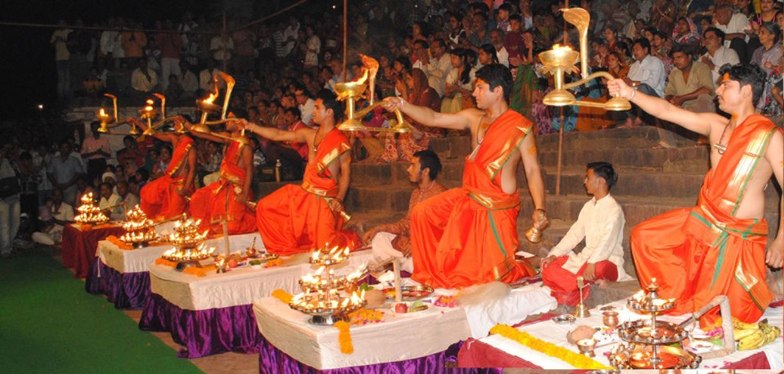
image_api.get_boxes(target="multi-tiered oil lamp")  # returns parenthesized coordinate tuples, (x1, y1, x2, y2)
(74, 192, 110, 225)
(119, 205, 158, 248)
(288, 245, 367, 325)
(610, 279, 701, 369)
(160, 214, 213, 270)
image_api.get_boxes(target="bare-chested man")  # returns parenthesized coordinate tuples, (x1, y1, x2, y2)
(608, 64, 783, 324)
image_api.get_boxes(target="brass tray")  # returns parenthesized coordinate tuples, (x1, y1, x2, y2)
(611, 345, 701, 369)
(382, 285, 434, 301)
(617, 320, 688, 345)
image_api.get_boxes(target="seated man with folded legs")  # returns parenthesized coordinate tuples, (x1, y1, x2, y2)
(186, 112, 256, 235)
(139, 118, 197, 220)
(541, 162, 631, 306)
(243, 90, 358, 255)
(382, 64, 543, 288)
(363, 150, 446, 273)
(609, 65, 783, 324)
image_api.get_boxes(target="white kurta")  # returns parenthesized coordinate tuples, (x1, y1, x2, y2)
(547, 194, 631, 281)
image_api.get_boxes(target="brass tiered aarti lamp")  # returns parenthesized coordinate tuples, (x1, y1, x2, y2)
(191, 71, 249, 145)
(119, 205, 158, 248)
(74, 193, 110, 225)
(160, 214, 214, 270)
(610, 278, 701, 369)
(288, 245, 368, 325)
(335, 54, 414, 134)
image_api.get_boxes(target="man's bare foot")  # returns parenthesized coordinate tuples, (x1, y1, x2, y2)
(595, 279, 611, 288)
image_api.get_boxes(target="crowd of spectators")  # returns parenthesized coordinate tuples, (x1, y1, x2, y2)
(4, 0, 783, 257)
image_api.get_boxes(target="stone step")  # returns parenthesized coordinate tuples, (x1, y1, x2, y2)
(538, 145, 711, 173)
(537, 125, 699, 150)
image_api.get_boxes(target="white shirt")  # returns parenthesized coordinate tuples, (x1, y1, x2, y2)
(298, 98, 316, 126)
(628, 54, 666, 97)
(548, 194, 630, 280)
(99, 193, 123, 221)
(422, 53, 453, 97)
(702, 46, 740, 83)
(715, 13, 750, 47)
(495, 46, 509, 68)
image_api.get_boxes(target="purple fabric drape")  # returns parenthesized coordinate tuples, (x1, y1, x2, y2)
(85, 260, 150, 309)
(258, 338, 500, 374)
(139, 293, 263, 358)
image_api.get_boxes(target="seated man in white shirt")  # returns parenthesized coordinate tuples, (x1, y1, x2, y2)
(541, 162, 630, 306)
(625, 38, 666, 125)
(700, 27, 741, 83)
(32, 188, 74, 246)
(713, 4, 750, 63)
(98, 182, 123, 221)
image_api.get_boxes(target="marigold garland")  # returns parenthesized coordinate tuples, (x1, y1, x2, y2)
(107, 235, 134, 250)
(334, 320, 353, 354)
(271, 289, 293, 304)
(154, 257, 179, 267)
(265, 258, 283, 268)
(347, 308, 384, 326)
(489, 324, 611, 369)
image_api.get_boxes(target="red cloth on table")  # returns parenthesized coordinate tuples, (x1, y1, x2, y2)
(632, 114, 778, 325)
(409, 110, 536, 288)
(140, 136, 194, 219)
(189, 140, 255, 235)
(256, 128, 358, 255)
(541, 256, 618, 306)
(61, 224, 124, 278)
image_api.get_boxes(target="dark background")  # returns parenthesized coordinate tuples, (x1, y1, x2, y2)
(0, 0, 244, 120)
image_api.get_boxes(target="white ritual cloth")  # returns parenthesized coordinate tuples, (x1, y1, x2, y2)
(253, 283, 558, 370)
(477, 300, 783, 370)
(96, 232, 263, 274)
(149, 250, 373, 311)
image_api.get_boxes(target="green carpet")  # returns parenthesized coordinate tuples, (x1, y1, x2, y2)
(0, 247, 201, 373)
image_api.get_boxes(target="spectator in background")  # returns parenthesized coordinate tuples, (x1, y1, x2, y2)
(210, 31, 234, 67)
(51, 20, 72, 100)
(294, 85, 315, 126)
(701, 27, 741, 83)
(713, 4, 751, 63)
(32, 188, 73, 247)
(421, 38, 452, 97)
(157, 19, 183, 90)
(130, 58, 158, 99)
(625, 38, 666, 126)
(80, 122, 112, 185)
(120, 21, 147, 68)
(117, 136, 145, 169)
(47, 140, 83, 206)
(665, 44, 715, 113)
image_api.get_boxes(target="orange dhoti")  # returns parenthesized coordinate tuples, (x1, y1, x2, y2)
(410, 110, 536, 289)
(189, 140, 255, 235)
(256, 128, 358, 255)
(542, 257, 618, 306)
(632, 114, 777, 323)
(140, 136, 193, 219)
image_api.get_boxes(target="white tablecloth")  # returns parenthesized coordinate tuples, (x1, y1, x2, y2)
(478, 300, 784, 370)
(149, 250, 374, 311)
(253, 284, 557, 370)
(96, 232, 263, 274)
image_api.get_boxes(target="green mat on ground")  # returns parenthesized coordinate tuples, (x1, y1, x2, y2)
(0, 247, 200, 373)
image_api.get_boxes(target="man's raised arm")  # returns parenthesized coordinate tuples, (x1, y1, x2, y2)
(607, 78, 718, 136)
(243, 120, 310, 143)
(382, 97, 473, 131)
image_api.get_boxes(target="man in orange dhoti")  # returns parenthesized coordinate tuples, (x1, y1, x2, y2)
(186, 115, 256, 234)
(243, 90, 357, 255)
(139, 119, 197, 220)
(609, 64, 784, 323)
(383, 64, 545, 289)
